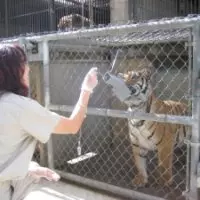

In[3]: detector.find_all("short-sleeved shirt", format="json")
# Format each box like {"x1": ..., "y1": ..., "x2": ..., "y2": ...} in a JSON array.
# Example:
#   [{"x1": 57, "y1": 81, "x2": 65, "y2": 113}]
[{"x1": 0, "y1": 93, "x2": 61, "y2": 181}]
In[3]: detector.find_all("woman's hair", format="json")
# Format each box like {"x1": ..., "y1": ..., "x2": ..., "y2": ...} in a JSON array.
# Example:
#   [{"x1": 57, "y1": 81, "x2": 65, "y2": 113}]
[{"x1": 0, "y1": 44, "x2": 29, "y2": 97}]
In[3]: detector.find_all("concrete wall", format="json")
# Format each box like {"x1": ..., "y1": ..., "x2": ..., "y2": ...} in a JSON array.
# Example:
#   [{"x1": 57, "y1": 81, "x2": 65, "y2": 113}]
[
  {"x1": 133, "y1": 0, "x2": 178, "y2": 21},
  {"x1": 110, "y1": 0, "x2": 130, "y2": 23},
  {"x1": 110, "y1": 0, "x2": 179, "y2": 23}
]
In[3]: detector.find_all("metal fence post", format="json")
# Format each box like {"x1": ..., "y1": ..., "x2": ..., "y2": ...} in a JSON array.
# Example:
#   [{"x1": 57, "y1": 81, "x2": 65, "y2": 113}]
[
  {"x1": 4, "y1": 0, "x2": 8, "y2": 37},
  {"x1": 81, "y1": 0, "x2": 85, "y2": 28},
  {"x1": 48, "y1": 0, "x2": 56, "y2": 31},
  {"x1": 188, "y1": 23, "x2": 200, "y2": 200},
  {"x1": 42, "y1": 40, "x2": 54, "y2": 169},
  {"x1": 89, "y1": 0, "x2": 94, "y2": 26}
]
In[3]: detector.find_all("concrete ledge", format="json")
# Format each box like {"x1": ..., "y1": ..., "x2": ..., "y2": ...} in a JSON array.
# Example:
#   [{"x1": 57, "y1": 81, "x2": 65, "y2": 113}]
[{"x1": 24, "y1": 180, "x2": 123, "y2": 200}]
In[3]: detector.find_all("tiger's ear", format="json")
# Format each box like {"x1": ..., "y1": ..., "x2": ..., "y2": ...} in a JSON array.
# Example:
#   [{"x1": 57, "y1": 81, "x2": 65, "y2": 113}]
[
  {"x1": 117, "y1": 73, "x2": 129, "y2": 80},
  {"x1": 117, "y1": 73, "x2": 124, "y2": 78},
  {"x1": 140, "y1": 68, "x2": 152, "y2": 80}
]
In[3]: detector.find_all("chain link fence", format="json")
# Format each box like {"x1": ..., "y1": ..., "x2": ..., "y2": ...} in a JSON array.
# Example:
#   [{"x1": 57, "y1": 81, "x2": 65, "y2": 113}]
[
  {"x1": 2, "y1": 16, "x2": 200, "y2": 200},
  {"x1": 45, "y1": 18, "x2": 195, "y2": 199},
  {"x1": 46, "y1": 27, "x2": 191, "y2": 199}
]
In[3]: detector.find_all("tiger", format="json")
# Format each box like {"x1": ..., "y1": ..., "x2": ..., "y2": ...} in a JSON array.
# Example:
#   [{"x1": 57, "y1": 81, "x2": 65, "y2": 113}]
[
  {"x1": 116, "y1": 67, "x2": 189, "y2": 187},
  {"x1": 57, "y1": 14, "x2": 91, "y2": 31}
]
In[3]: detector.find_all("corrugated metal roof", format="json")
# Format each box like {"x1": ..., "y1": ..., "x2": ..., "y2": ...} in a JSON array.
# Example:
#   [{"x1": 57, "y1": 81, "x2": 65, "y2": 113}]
[
  {"x1": 92, "y1": 15, "x2": 200, "y2": 45},
  {"x1": 94, "y1": 28, "x2": 190, "y2": 46}
]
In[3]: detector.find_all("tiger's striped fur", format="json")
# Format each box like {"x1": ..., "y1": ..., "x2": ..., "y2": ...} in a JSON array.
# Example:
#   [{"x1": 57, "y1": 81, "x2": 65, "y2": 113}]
[
  {"x1": 57, "y1": 14, "x2": 90, "y2": 31},
  {"x1": 117, "y1": 68, "x2": 188, "y2": 187}
]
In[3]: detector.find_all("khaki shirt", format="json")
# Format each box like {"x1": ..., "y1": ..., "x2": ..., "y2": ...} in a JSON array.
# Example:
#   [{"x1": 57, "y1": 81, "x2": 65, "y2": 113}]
[{"x1": 0, "y1": 93, "x2": 60, "y2": 181}]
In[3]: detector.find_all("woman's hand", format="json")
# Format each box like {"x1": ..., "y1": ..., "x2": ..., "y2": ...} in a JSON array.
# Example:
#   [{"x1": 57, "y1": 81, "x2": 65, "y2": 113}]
[
  {"x1": 28, "y1": 161, "x2": 60, "y2": 182},
  {"x1": 81, "y1": 67, "x2": 98, "y2": 93},
  {"x1": 53, "y1": 67, "x2": 98, "y2": 135}
]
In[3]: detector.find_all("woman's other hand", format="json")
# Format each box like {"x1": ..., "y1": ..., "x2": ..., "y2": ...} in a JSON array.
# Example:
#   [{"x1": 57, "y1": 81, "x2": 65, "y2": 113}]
[{"x1": 81, "y1": 67, "x2": 98, "y2": 93}]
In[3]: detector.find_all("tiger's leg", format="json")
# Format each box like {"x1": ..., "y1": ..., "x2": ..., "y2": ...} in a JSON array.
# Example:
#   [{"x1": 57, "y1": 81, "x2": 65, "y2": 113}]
[
  {"x1": 157, "y1": 134, "x2": 174, "y2": 186},
  {"x1": 132, "y1": 146, "x2": 148, "y2": 186}
]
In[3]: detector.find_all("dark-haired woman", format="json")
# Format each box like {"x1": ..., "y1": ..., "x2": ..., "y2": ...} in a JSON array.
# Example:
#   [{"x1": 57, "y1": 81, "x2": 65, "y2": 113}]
[{"x1": 0, "y1": 44, "x2": 98, "y2": 199}]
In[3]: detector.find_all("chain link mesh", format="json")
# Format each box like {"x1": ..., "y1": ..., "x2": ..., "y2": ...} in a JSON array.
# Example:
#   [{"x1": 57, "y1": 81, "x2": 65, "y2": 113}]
[{"x1": 28, "y1": 19, "x2": 194, "y2": 200}]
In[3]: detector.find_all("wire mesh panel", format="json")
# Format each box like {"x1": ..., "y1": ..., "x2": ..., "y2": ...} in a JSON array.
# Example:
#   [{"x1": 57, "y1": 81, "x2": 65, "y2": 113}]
[{"x1": 43, "y1": 17, "x2": 196, "y2": 200}]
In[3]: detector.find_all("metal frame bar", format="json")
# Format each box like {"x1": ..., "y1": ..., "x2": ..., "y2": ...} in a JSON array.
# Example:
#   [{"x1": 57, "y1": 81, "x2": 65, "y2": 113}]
[
  {"x1": 42, "y1": 41, "x2": 55, "y2": 169},
  {"x1": 185, "y1": 28, "x2": 193, "y2": 194},
  {"x1": 56, "y1": 170, "x2": 165, "y2": 200},
  {"x1": 48, "y1": 37, "x2": 190, "y2": 48},
  {"x1": 49, "y1": 104, "x2": 192, "y2": 125},
  {"x1": 186, "y1": 22, "x2": 200, "y2": 200}
]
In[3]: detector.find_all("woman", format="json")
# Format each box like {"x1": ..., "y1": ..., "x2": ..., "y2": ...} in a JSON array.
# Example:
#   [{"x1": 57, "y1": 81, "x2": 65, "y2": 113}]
[{"x1": 0, "y1": 44, "x2": 98, "y2": 200}]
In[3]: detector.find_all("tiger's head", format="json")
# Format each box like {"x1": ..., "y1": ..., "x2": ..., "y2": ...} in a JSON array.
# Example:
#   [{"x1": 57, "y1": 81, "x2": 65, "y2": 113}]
[
  {"x1": 117, "y1": 68, "x2": 153, "y2": 107},
  {"x1": 57, "y1": 14, "x2": 91, "y2": 31}
]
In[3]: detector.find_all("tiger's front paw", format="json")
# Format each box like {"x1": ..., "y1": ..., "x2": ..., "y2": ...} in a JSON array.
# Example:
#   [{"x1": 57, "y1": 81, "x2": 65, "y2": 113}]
[
  {"x1": 132, "y1": 174, "x2": 147, "y2": 187},
  {"x1": 159, "y1": 173, "x2": 173, "y2": 187}
]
